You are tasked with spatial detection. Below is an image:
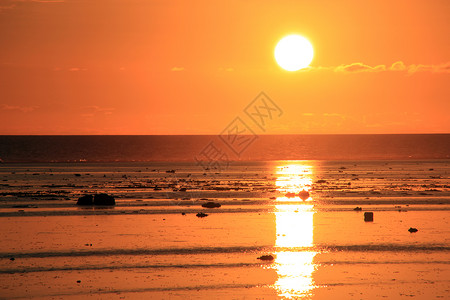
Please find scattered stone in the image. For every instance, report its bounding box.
[257,255,274,261]
[364,212,374,222]
[181,212,186,216]
[196,212,208,218]
[74,174,81,177]
[298,190,310,201]
[408,227,418,233]
[10,257,15,261]
[76,195,93,205]
[353,207,362,211]
[166,170,176,173]
[201,202,221,208]
[316,180,327,184]
[76,280,81,283]
[179,188,187,192]
[285,192,296,198]
[94,193,115,205]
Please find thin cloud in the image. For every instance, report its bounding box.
[389,61,406,71]
[335,63,386,73]
[408,62,450,74]
[83,105,115,115]
[0,4,15,12]
[171,67,185,72]
[1,104,38,112]
[13,0,64,3]
[328,61,450,74]
[0,0,63,13]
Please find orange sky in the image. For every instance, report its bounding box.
[0,0,449,134]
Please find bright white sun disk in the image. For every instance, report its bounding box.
[275,35,314,71]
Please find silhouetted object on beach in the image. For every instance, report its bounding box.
[364,212,374,222]
[299,190,310,200]
[257,255,274,261]
[408,227,418,233]
[353,207,362,211]
[94,193,115,205]
[202,202,221,208]
[196,212,208,218]
[76,195,94,205]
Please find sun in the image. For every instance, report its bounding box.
[275,35,314,71]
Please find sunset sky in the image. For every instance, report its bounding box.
[0,0,449,135]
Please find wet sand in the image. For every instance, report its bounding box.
[0,160,449,299]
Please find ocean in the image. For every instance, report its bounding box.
[0,134,449,162]
[0,135,449,299]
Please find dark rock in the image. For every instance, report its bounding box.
[93,193,115,205]
[12,204,31,208]
[364,212,374,222]
[74,174,81,177]
[285,192,296,198]
[77,280,81,283]
[10,257,15,261]
[201,202,221,208]
[196,212,208,218]
[181,212,186,216]
[76,195,93,205]
[166,170,176,173]
[316,179,327,184]
[353,207,362,211]
[257,255,274,261]
[408,227,418,233]
[179,188,187,192]
[298,190,310,201]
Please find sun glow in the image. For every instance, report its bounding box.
[274,35,314,71]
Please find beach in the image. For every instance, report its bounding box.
[0,160,449,299]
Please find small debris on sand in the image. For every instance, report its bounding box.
[181,212,186,215]
[257,255,274,261]
[353,207,362,211]
[201,202,221,208]
[196,212,208,218]
[76,280,81,283]
[408,227,418,233]
[10,257,15,261]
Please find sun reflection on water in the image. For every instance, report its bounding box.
[275,164,313,201]
[273,162,317,298]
